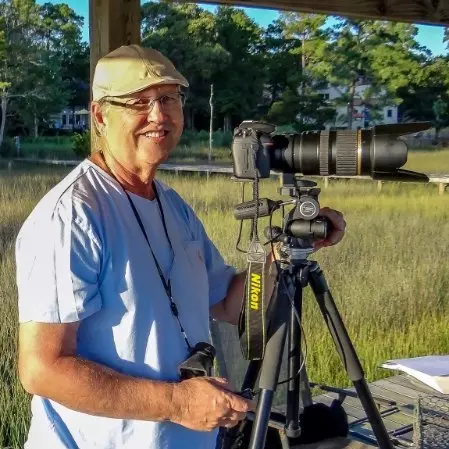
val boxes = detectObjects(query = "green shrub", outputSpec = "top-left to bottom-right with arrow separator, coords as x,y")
0,138 -> 16,158
71,132 -> 90,158
179,130 -> 232,148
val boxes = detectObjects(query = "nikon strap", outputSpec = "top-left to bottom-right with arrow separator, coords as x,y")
238,173 -> 267,360
239,239 -> 266,360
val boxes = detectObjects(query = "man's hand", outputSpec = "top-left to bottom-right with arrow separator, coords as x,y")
171,377 -> 254,431
313,207 -> 346,252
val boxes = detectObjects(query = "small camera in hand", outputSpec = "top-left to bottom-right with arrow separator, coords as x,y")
178,342 -> 216,380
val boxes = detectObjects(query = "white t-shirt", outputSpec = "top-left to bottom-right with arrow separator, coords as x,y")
16,160 -> 236,449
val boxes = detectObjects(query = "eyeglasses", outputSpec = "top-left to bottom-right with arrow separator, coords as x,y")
101,92 -> 186,115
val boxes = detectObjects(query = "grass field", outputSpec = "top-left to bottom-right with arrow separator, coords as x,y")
1,162 -> 449,447
405,148 -> 449,173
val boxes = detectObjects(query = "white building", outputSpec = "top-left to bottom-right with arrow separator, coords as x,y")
317,83 -> 398,130
49,107 -> 90,131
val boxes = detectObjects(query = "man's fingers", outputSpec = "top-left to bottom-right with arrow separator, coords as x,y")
218,418 -> 240,428
328,230 -> 344,245
227,392 -> 252,413
209,377 -> 231,389
320,207 -> 346,232
223,410 -> 247,422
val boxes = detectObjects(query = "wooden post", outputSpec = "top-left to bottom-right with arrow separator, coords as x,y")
377,180 -> 382,193
89,0 -> 141,150
324,177 -> 329,189
439,183 -> 446,195
89,0 -> 141,85
209,84 -> 214,163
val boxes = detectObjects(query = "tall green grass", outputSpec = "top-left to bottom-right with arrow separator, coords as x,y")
405,148 -> 449,174
1,165 -> 449,447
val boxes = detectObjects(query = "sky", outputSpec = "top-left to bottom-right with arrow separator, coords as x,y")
36,0 -> 447,56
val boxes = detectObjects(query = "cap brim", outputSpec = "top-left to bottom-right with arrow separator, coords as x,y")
94,76 -> 189,101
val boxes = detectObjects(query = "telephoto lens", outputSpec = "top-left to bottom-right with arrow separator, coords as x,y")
270,122 -> 430,177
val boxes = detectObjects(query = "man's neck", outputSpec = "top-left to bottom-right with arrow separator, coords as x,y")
89,151 -> 156,200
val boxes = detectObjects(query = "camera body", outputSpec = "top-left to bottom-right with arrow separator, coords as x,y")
232,121 -> 274,179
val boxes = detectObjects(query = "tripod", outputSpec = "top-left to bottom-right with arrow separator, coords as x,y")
223,179 -> 395,449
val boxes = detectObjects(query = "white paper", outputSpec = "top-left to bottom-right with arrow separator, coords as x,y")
381,355 -> 449,394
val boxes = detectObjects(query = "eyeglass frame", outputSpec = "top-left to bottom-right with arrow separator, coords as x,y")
98,91 -> 186,115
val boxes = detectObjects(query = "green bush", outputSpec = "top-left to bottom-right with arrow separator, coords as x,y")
179,129 -> 232,147
71,132 -> 90,158
0,138 -> 16,158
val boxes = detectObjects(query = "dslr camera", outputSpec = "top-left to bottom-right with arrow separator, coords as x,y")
231,120 -> 429,182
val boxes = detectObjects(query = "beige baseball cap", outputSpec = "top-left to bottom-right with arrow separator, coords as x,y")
92,45 -> 189,101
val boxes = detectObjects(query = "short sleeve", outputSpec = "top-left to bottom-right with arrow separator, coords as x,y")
185,206 -> 236,307
16,200 -> 102,323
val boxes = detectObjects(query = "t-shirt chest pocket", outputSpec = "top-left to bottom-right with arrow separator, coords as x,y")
168,240 -> 211,342
181,240 -> 208,290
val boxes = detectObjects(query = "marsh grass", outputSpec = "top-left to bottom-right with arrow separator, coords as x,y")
1,164 -> 448,447
405,148 -> 449,174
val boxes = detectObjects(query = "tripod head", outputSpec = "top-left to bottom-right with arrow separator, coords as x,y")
234,175 -> 331,249
253,174 -> 332,263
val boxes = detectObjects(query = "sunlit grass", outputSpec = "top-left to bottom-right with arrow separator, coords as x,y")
405,148 -> 449,174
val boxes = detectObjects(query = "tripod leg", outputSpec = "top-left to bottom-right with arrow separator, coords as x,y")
298,361 -> 313,408
308,263 -> 394,449
286,281 -> 302,438
249,271 -> 292,449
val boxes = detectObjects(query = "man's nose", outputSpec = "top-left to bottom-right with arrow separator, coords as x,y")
147,99 -> 167,122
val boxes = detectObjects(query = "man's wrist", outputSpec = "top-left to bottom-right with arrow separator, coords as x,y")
166,381 -> 185,423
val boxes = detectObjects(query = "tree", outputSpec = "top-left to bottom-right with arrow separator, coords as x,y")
37,2 -> 89,129
261,20 -> 301,108
213,6 -> 266,130
0,0 -> 43,146
432,96 -> 449,140
397,56 -> 449,142
263,12 -> 331,129
323,19 -> 425,129
141,2 -> 230,129
0,0 -> 85,145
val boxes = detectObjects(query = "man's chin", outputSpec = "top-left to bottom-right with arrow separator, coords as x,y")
138,147 -> 172,166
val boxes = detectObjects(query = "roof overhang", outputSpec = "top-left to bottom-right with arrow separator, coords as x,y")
202,0 -> 449,26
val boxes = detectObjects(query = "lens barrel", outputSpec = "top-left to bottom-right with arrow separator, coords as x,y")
271,126 -> 410,176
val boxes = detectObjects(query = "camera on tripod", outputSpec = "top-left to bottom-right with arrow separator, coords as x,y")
231,119 -> 430,182
221,120 -> 430,449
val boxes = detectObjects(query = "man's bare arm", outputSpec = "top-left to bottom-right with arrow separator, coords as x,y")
18,321 -> 251,430
18,321 -> 175,421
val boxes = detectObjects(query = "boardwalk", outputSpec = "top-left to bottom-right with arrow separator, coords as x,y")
239,374 -> 440,448
313,374 -> 438,447
10,159 -> 449,195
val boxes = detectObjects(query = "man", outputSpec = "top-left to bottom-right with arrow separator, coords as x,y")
16,45 -> 345,449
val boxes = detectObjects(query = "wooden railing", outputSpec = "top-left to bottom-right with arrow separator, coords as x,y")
9,158 -> 449,195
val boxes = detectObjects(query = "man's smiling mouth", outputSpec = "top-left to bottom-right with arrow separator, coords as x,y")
144,130 -> 168,138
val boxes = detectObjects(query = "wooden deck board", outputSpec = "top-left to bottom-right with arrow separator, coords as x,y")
293,437 -> 376,448
314,392 -> 409,433
387,374 -> 436,394
309,374 -> 436,446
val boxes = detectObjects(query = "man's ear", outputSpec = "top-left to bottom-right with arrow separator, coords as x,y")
91,102 -> 107,134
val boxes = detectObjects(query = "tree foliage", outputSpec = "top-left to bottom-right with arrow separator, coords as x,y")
0,0 -> 87,147
1,0 -> 448,149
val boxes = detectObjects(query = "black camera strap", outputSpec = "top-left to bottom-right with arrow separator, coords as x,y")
238,173 -> 267,360
125,183 -> 193,352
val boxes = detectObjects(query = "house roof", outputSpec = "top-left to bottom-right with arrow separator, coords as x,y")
207,0 -> 449,26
